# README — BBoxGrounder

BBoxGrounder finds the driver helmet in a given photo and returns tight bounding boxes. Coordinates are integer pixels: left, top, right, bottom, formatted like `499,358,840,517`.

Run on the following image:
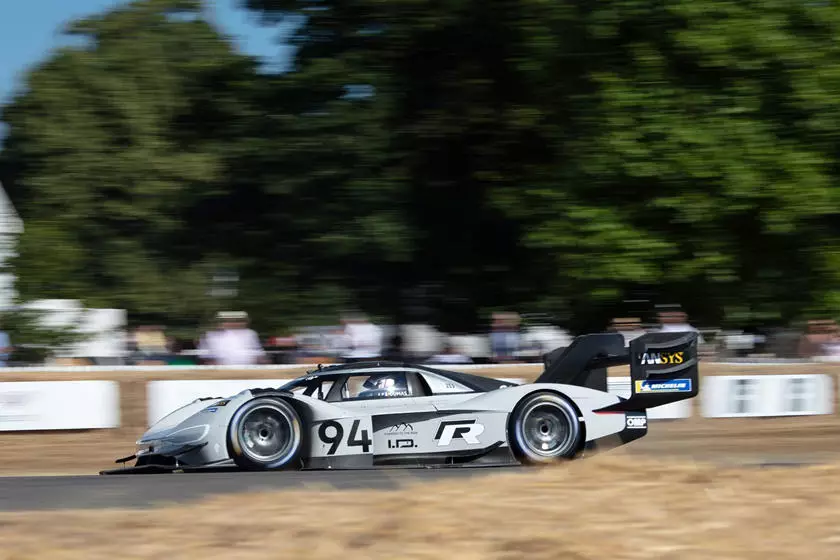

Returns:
359,374,406,397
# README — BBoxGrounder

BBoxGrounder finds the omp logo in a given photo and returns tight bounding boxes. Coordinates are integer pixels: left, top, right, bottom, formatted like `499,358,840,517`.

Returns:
626,416,647,429
434,420,485,446
638,351,685,365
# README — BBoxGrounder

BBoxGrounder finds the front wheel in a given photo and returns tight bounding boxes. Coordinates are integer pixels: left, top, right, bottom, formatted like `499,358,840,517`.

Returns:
227,397,304,470
508,391,583,464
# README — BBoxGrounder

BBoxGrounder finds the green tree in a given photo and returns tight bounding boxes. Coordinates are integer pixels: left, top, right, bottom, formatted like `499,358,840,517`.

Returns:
7,0,840,335
1,0,418,332
0,0,266,332
246,0,840,331
545,0,840,328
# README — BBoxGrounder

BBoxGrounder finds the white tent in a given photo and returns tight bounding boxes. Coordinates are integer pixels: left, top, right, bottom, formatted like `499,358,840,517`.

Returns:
20,299,128,361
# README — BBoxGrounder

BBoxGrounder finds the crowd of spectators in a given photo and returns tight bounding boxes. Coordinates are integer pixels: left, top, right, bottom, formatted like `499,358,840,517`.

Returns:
608,311,703,347
123,311,481,366
122,309,705,367
7,306,840,367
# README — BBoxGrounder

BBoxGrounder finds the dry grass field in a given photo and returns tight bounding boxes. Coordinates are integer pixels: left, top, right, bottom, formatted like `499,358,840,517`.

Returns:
2,455,840,559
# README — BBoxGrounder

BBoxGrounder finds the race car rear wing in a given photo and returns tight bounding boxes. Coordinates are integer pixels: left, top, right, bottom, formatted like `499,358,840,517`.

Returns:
536,331,699,410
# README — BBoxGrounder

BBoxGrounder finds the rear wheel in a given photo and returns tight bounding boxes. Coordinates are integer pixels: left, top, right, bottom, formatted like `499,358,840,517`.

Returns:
227,397,304,470
508,391,582,464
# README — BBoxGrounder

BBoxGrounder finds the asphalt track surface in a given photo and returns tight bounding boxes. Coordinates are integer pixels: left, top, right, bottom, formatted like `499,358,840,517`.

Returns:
0,455,820,512
0,466,532,512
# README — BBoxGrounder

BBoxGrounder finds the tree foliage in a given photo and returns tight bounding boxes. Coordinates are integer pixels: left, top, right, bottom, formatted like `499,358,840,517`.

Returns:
0,0,264,330
3,0,840,333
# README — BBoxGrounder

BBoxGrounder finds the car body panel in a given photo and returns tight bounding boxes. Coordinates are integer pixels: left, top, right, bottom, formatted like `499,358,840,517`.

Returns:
122,373,627,471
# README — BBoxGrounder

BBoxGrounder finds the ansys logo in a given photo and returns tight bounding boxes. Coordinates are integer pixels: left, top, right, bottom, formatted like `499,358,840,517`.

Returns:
638,351,684,366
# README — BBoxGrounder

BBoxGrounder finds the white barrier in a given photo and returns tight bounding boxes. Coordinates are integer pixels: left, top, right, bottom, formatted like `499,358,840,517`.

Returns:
701,374,834,418
1,372,831,434
147,379,297,426
0,381,120,431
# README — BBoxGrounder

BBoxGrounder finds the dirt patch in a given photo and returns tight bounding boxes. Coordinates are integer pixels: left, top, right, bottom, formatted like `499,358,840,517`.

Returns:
0,430,140,474
2,455,840,559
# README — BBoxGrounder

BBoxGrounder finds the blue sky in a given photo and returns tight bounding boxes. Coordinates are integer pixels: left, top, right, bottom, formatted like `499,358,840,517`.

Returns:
0,0,295,103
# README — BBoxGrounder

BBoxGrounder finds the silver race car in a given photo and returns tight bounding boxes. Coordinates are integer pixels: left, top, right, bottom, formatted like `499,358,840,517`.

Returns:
101,331,699,474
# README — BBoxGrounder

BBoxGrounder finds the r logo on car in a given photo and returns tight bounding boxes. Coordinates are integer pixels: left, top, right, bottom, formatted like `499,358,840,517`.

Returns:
434,420,485,446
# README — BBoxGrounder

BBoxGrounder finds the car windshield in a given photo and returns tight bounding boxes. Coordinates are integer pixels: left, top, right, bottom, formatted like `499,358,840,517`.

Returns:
279,377,308,391
342,371,410,400
278,376,334,400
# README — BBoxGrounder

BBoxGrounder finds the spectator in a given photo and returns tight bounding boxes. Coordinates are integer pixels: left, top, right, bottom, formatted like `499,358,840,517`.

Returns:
609,317,646,347
821,322,840,359
327,326,352,358
383,332,405,362
657,311,704,344
165,337,195,366
0,325,11,367
137,325,167,352
265,335,299,364
400,323,442,361
199,311,267,366
490,312,521,363
130,325,169,363
340,313,384,363
799,320,840,360
427,342,472,364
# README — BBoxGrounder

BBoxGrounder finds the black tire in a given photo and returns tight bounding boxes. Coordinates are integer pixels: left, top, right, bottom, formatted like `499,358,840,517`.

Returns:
227,397,304,470
508,391,583,464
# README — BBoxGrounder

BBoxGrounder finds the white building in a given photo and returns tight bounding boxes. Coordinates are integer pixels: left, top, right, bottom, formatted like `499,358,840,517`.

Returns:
21,298,128,363
0,181,23,310
0,182,127,363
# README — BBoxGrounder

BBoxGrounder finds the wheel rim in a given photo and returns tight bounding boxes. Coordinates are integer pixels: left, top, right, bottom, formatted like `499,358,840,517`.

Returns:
516,399,577,458
237,404,298,465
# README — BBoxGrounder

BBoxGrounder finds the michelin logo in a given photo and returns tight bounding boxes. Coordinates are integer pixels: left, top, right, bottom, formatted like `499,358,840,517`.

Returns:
638,351,684,365
635,379,692,393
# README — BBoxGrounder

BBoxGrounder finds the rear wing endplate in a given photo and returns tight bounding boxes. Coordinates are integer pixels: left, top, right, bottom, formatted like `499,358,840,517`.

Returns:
536,331,700,410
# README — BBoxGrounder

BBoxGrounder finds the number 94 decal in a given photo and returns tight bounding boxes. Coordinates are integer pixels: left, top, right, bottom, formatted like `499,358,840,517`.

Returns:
316,419,373,456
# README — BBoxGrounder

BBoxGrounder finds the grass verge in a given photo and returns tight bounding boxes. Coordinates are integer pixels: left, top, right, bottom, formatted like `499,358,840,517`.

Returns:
2,455,840,559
